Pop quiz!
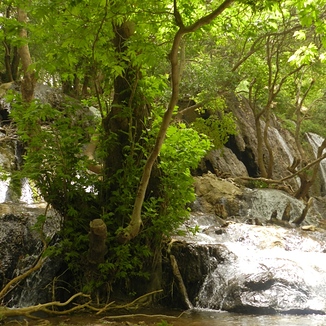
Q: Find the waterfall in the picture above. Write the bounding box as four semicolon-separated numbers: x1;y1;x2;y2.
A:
269;127;294;165
20;178;34;204
0;178;35;204
173;212;326;314
306;132;326;195
0;179;10;203
269;126;301;186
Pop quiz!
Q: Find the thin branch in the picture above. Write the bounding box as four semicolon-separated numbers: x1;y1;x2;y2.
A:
174;101;208;118
232;24;302;72
234;151;326;185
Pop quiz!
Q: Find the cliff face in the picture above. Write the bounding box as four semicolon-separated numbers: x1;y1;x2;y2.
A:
198;94;323;197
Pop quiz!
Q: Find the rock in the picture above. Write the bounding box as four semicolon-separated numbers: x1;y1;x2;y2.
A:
301;225;316;231
170;220;326;314
0;208;62;307
205;147;248;178
193;173;244;217
192;173;322;226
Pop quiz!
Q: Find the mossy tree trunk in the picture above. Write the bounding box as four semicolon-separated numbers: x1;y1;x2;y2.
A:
116;0;235;243
17;6;36;102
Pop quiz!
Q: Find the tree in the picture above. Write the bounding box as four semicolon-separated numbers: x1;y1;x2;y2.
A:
4;0;326;306
3;0;244;301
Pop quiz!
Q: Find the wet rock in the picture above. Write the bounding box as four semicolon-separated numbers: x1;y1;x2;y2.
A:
0;214;40;288
171;219;326;314
0;208;62;307
165;240;237;308
204;147;248;178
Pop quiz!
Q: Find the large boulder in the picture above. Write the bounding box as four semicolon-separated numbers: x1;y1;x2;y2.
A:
0;204;62;307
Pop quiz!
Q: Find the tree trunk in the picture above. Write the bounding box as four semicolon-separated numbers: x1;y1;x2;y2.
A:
101;20;151;224
255;116;267;177
17;7;36;102
88;219;108;264
117;0;235;243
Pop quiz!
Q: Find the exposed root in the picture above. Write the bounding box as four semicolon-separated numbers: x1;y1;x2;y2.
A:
95;289;163;314
0;292;90;318
101;310;186;321
0;290;168;322
292;197;313;225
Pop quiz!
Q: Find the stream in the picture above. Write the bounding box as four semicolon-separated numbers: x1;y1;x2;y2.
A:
6;309;326;326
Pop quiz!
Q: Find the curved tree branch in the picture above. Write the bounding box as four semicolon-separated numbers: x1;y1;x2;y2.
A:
116;0;235;243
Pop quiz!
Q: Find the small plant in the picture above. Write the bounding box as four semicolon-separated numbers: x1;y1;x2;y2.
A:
248;179;268;189
157;320;173;326
188;224;200;235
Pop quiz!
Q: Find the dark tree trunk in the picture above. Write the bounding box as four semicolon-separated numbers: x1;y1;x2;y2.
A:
102;21;149;188
17;7;36;102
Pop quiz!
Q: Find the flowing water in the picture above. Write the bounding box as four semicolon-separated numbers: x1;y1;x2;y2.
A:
269;127;294;165
306;132;326;195
0;177;35;204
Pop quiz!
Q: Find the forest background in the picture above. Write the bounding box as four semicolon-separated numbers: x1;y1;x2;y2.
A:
1;0;326;305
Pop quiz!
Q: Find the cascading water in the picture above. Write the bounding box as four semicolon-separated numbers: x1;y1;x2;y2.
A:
0;131;36;204
173;213;326;314
171;180;326;315
306;132;326;195
268;127;301;187
0;179;10;203
20;178;35;204
269;127;294;165
197;222;326;313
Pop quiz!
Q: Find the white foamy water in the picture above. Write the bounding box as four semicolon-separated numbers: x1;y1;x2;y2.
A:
0;179;10;203
306;132;326;194
0;177;35;204
20;178;34;204
175;213;326;314
269;127;294;165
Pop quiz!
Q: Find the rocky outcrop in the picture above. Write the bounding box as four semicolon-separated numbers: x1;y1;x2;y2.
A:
200;94;307;194
192;173;323;226
0;205;62;307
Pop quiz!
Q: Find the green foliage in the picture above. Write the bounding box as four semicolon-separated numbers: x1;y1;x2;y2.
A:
277;113;296;135
156;320;173;326
247;179;268;189
288;43;319;67
5;0;326;301
188;224;200;236
9;93;98;212
156;123;212;234
191;97;237;148
301;104;326;137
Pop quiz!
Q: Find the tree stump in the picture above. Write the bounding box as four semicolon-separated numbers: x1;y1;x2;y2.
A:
88;219;107;264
